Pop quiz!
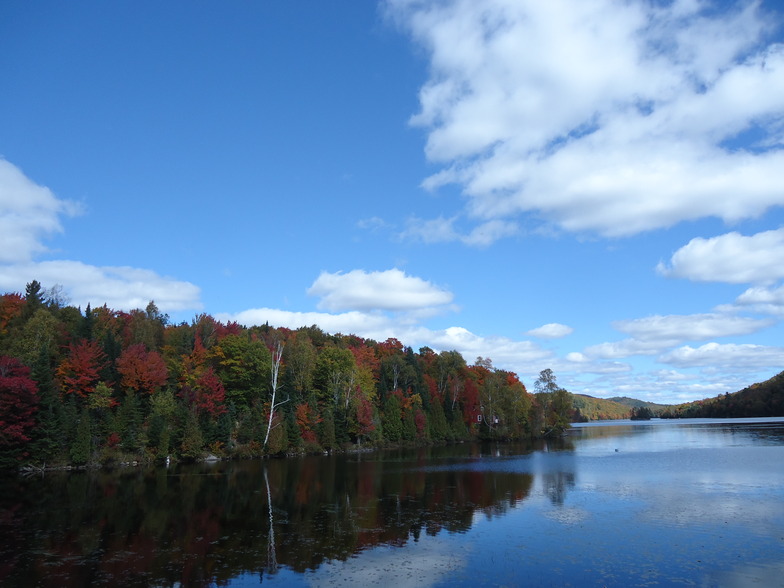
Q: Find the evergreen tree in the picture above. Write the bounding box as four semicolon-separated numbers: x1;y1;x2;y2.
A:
70;408;92;465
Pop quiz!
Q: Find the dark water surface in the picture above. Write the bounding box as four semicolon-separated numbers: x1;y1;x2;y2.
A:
2;418;783;587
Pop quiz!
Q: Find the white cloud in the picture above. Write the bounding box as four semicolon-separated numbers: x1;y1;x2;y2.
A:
402;215;518;246
658;228;784;284
0;261;201;312
217;307;393;337
307;268;454;312
463;219;519;246
584;312;773;359
427;326;553;368
0;159;201;313
0;159;81;262
387;0;784;240
577;368;747;404
526;322;573;339
584;339;672;360
614;313;772;341
734;283;784;316
402;215;460;244
660;342;784;369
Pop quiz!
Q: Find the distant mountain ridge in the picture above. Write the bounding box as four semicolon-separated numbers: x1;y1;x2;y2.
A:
571;370;784;421
571;394;652;421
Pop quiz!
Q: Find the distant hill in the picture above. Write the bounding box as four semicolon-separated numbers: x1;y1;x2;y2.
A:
572;394;639;421
662;370;784;418
607;396;666;410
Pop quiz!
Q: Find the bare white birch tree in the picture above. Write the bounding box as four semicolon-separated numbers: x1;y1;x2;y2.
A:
264;341;288;449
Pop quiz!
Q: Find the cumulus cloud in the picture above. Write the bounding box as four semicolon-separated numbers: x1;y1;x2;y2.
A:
658;228;784;284
216;307;393;337
307;268;454;312
584;312;774;359
0;159;202;313
0;261;202;313
526;323;574;339
660;342;784;369
733;283;784;316
0;159;81;262
427;326;553;368
387;0;784;241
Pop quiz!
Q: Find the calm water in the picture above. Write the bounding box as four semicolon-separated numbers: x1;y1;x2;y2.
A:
2;418;783;587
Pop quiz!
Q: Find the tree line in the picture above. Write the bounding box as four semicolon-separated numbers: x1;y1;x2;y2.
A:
660;370;784;419
0;281;573;469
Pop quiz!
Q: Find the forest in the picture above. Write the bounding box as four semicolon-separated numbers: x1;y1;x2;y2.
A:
661;370;784;419
0;281;574;470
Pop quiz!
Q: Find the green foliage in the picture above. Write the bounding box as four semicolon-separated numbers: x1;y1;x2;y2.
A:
117;391;144;453
29;344;64;463
314;345;355;406
428;399;449;441
381;394;403;442
630;406;654;420
320;408;336;450
533;369;572;437
180;409;204;459
572;395;634;420
70;409;92;466
212;334;270;408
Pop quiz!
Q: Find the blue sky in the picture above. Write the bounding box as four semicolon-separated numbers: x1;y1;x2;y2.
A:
2;0;784;404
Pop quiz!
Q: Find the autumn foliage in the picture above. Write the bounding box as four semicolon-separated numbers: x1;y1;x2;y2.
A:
117;343;168;394
0;282;582;470
0;356;39;463
56;339;106;398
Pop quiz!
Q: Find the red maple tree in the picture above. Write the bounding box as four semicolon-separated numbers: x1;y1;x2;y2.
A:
56;339;107;398
0;356;39;448
116;343;168;395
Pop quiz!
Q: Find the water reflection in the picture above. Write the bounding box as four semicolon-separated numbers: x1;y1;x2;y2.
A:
2;419;783;587
0;447;535;587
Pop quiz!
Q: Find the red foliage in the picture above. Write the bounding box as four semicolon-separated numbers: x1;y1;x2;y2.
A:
355;395;376;438
377;338;404;358
116;343;168;394
0;356;39;446
423;373;440;402
215;321;243;341
0;293;24;335
350;345;380;379
194;367;227;416
56;339;107;397
295;403;321;444
414;409;427;437
462;378;481;425
504;371;527;393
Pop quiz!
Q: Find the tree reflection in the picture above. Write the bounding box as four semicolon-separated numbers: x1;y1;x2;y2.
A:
543;471;576;505
264;466;277;574
1;446;541;587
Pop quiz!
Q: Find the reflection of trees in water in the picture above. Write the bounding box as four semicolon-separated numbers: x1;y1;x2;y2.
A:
2;451;535;587
542;471;575;505
264;466;277;574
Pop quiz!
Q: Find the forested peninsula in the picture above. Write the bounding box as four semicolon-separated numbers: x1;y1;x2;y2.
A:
0;282;575;470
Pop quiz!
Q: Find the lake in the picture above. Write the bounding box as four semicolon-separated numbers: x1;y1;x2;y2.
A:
1;417;783;587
